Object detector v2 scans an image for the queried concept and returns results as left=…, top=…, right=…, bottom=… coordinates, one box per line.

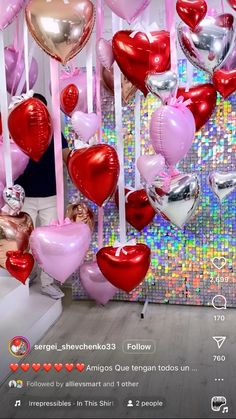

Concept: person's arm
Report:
left=61, top=133, right=70, bottom=164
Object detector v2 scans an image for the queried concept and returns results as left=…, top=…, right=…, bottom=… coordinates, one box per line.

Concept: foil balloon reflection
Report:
left=145, top=71, right=178, bottom=104
left=0, top=212, right=33, bottom=269
left=147, top=173, right=200, bottom=228
left=209, top=171, right=236, bottom=202
left=2, top=185, right=25, bottom=216
left=25, top=0, right=95, bottom=64
left=66, top=202, right=94, bottom=231
left=178, top=14, right=234, bottom=74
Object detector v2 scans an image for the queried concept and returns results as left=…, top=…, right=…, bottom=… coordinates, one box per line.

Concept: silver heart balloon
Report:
left=147, top=173, right=200, bottom=228
left=145, top=71, right=178, bottom=104
left=209, top=171, right=236, bottom=202
left=178, top=14, right=234, bottom=74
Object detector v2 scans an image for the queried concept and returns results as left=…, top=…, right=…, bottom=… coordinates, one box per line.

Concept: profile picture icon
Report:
left=9, top=336, right=30, bottom=358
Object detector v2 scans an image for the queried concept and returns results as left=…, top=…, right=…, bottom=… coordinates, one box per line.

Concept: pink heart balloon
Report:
left=30, top=220, right=91, bottom=284
left=59, top=68, right=96, bottom=113
left=0, top=141, right=29, bottom=184
left=80, top=261, right=117, bottom=305
left=0, top=0, right=26, bottom=31
left=5, top=45, right=38, bottom=95
left=150, top=103, right=196, bottom=166
left=105, top=0, right=151, bottom=24
left=137, top=154, right=166, bottom=184
left=96, top=38, right=114, bottom=70
left=71, top=111, right=99, bottom=142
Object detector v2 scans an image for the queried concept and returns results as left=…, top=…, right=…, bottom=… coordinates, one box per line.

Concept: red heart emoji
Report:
left=9, top=363, right=19, bottom=372
left=112, top=30, right=170, bottom=96
left=212, top=69, right=236, bottom=99
left=43, top=363, right=52, bottom=372
left=115, top=188, right=156, bottom=231
left=60, top=84, right=79, bottom=116
left=176, top=0, right=207, bottom=31
left=97, top=244, right=151, bottom=293
left=21, top=363, right=30, bottom=372
left=76, top=363, right=85, bottom=372
left=54, top=363, right=63, bottom=372
left=32, top=363, right=41, bottom=372
left=177, top=84, right=217, bottom=131
left=6, top=251, right=34, bottom=285
left=65, top=363, right=74, bottom=372
left=8, top=97, right=52, bottom=162
left=67, top=145, right=120, bottom=207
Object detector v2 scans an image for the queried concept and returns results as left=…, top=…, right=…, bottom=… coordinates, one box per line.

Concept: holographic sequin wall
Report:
left=66, top=60, right=236, bottom=307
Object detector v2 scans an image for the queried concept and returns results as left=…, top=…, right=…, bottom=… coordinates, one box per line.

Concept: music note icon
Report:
left=223, top=406, right=229, bottom=413
left=14, top=400, right=21, bottom=407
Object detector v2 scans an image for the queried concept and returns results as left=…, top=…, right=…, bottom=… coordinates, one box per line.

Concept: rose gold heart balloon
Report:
left=25, top=0, right=95, bottom=64
left=101, top=67, right=137, bottom=104
left=0, top=212, right=33, bottom=269
left=66, top=202, right=94, bottom=232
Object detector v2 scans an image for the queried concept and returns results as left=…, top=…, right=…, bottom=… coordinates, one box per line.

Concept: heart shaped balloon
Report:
left=59, top=68, right=96, bottom=113
left=2, top=184, right=25, bottom=216
left=209, top=171, right=236, bottom=201
left=60, top=84, right=79, bottom=116
left=177, top=84, right=217, bottom=131
left=105, top=0, right=151, bottom=24
left=6, top=250, right=34, bottom=284
left=150, top=101, right=196, bottom=166
left=115, top=188, right=156, bottom=231
left=227, top=0, right=236, bottom=11
left=66, top=202, right=94, bottom=231
left=0, top=212, right=33, bottom=269
left=112, top=30, right=170, bottom=96
left=147, top=173, right=200, bottom=228
left=4, top=45, right=38, bottom=95
left=30, top=220, right=91, bottom=283
left=176, top=0, right=207, bottom=31
left=212, top=69, right=236, bottom=98
left=0, top=141, right=29, bottom=183
left=71, top=111, right=99, bottom=143
left=137, top=154, right=166, bottom=184
left=8, top=97, right=52, bottom=162
left=25, top=0, right=95, bottom=64
left=97, top=244, right=151, bottom=293
left=0, top=0, right=26, bottom=30
left=67, top=145, right=120, bottom=207
left=145, top=71, right=178, bottom=104
left=101, top=67, right=137, bottom=103
left=96, top=38, right=114, bottom=70
left=178, top=14, right=234, bottom=74
left=80, top=261, right=118, bottom=305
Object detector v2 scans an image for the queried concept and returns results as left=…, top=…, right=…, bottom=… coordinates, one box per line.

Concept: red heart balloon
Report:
left=97, top=244, right=151, bottom=293
left=176, top=0, right=207, bottom=31
left=212, top=69, right=236, bottom=99
left=60, top=84, right=79, bottom=116
left=8, top=98, right=52, bottom=162
left=227, top=0, right=236, bottom=11
left=67, top=144, right=120, bottom=206
left=6, top=250, right=34, bottom=284
left=115, top=188, right=156, bottom=231
left=177, top=84, right=217, bottom=131
left=112, top=30, right=170, bottom=96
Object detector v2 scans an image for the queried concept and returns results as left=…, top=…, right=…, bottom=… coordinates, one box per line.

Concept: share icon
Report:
left=212, top=336, right=226, bottom=349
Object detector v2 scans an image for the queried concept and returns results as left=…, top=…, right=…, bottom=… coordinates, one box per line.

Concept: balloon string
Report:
left=112, top=13, right=127, bottom=243
left=220, top=0, right=225, bottom=13
left=185, top=59, right=193, bottom=92
left=86, top=37, right=93, bottom=113
left=50, top=58, right=64, bottom=225
left=0, top=31, right=13, bottom=188
left=134, top=91, right=141, bottom=189
left=96, top=0, right=104, bottom=250
left=165, top=0, right=177, bottom=74
left=23, top=18, right=30, bottom=93
left=11, top=13, right=24, bottom=97
left=16, top=41, right=36, bottom=96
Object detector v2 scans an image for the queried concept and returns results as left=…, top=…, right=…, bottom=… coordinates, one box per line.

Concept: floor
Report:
left=0, top=291, right=235, bottom=418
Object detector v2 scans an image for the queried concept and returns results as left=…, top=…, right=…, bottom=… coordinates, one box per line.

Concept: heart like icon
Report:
left=9, top=363, right=19, bottom=372
left=76, top=363, right=85, bottom=372
left=54, top=363, right=63, bottom=372
left=65, top=363, right=74, bottom=372
left=43, top=363, right=52, bottom=373
left=32, top=363, right=41, bottom=372
left=21, top=363, right=30, bottom=372
left=212, top=257, right=227, bottom=270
